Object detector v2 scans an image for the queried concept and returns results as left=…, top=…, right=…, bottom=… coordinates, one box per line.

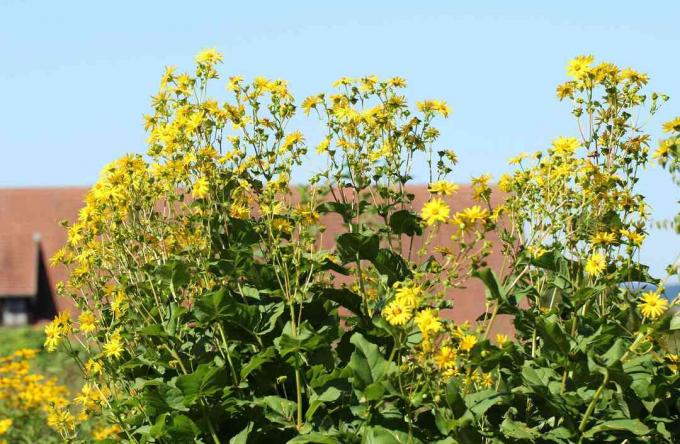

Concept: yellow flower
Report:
left=661, top=117, right=680, bottom=133
left=653, top=140, right=671, bottom=162
left=0, top=419, right=12, bottom=435
left=192, top=177, right=210, bottom=199
left=85, top=359, right=103, bottom=376
left=417, top=100, right=451, bottom=117
left=302, top=96, right=322, bottom=115
left=638, top=291, right=669, bottom=319
left=566, top=55, right=594, bottom=79
left=195, top=48, right=223, bottom=66
left=47, top=406, right=75, bottom=434
left=93, top=424, right=121, bottom=440
left=103, top=330, right=124, bottom=359
left=552, top=136, right=580, bottom=156
left=280, top=131, right=304, bottom=153
left=394, top=285, right=423, bottom=309
left=383, top=300, right=412, bottom=326
left=620, top=228, right=645, bottom=246
left=229, top=202, right=251, bottom=219
left=435, top=346, right=457, bottom=370
left=495, top=334, right=509, bottom=347
left=78, top=311, right=97, bottom=334
left=459, top=334, right=477, bottom=352
left=666, top=354, right=679, bottom=373
left=556, top=82, right=575, bottom=100
left=44, top=321, right=62, bottom=352
left=585, top=252, right=606, bottom=276
left=508, top=152, right=528, bottom=165
left=421, top=198, right=450, bottom=226
left=428, top=181, right=459, bottom=196
left=481, top=372, right=494, bottom=388
left=590, top=231, right=617, bottom=246
left=414, top=308, right=442, bottom=337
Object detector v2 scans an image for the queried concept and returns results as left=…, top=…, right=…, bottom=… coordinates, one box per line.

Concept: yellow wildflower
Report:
left=566, top=55, right=594, bottom=79
left=414, top=308, right=442, bottom=337
left=421, top=198, right=450, bottom=226
left=435, top=346, right=457, bottom=370
left=428, top=181, right=459, bottom=196
left=195, top=48, right=223, bottom=65
left=192, top=177, right=210, bottom=199
left=103, top=330, right=124, bottom=359
left=78, top=311, right=97, bottom=334
left=459, top=334, right=477, bottom=352
left=585, top=252, right=606, bottom=276
left=590, top=231, right=617, bottom=246
left=302, top=96, right=322, bottom=115
left=383, top=300, right=412, bottom=326
left=0, top=419, right=11, bottom=435
left=85, top=359, right=103, bottom=376
left=552, top=136, right=580, bottom=156
left=639, top=291, right=668, bottom=319
left=394, top=285, right=423, bottom=309
left=495, top=334, right=509, bottom=347
left=661, top=117, right=680, bottom=133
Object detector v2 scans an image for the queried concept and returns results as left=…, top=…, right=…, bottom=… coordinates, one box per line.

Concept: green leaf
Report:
left=389, top=210, right=422, bottom=236
left=274, top=321, right=336, bottom=361
left=305, top=386, right=342, bottom=421
left=582, top=419, right=651, bottom=438
left=501, top=417, right=540, bottom=441
left=602, top=338, right=626, bottom=366
left=337, top=232, right=379, bottom=263
left=464, top=389, right=506, bottom=417
left=288, top=432, right=341, bottom=443
left=535, top=315, right=570, bottom=356
left=175, top=363, right=228, bottom=405
left=316, top=201, right=353, bottom=224
left=670, top=314, right=680, bottom=330
left=362, top=426, right=422, bottom=444
left=258, top=395, right=297, bottom=426
left=322, top=288, right=363, bottom=315
left=240, top=347, right=276, bottom=379
left=349, top=333, right=391, bottom=388
left=229, top=422, right=253, bottom=444
left=472, top=268, right=505, bottom=301
left=373, top=249, right=411, bottom=285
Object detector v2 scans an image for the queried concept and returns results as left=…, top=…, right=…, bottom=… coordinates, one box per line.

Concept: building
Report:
left=0, top=186, right=510, bottom=333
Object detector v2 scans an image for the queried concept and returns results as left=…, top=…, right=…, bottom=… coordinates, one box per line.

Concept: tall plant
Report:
left=47, top=51, right=679, bottom=443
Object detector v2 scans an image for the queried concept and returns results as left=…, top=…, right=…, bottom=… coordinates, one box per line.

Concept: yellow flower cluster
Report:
left=0, top=349, right=70, bottom=439
left=383, top=283, right=423, bottom=326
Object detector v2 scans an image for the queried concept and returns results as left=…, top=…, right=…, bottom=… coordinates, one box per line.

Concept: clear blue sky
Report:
left=1, top=0, right=678, bottom=278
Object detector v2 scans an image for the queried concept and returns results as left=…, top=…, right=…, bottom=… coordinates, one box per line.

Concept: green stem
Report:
left=218, top=324, right=239, bottom=385
left=288, top=302, right=304, bottom=430
left=578, top=369, right=609, bottom=434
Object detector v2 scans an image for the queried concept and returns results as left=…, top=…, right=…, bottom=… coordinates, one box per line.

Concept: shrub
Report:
left=47, top=50, right=679, bottom=443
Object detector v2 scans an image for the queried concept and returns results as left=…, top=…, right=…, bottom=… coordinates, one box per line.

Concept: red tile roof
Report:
left=0, top=188, right=87, bottom=310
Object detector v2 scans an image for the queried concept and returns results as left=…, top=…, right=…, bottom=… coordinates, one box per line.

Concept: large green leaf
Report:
left=373, top=249, right=411, bottom=285
left=349, top=333, right=392, bottom=388
left=582, top=419, right=650, bottom=438
left=464, top=389, right=507, bottom=417
left=175, top=363, right=228, bottom=405
left=501, top=417, right=540, bottom=441
left=229, top=422, right=253, bottom=444
left=389, top=210, right=422, bottom=236
left=337, top=232, right=379, bottom=263
left=362, top=426, right=422, bottom=444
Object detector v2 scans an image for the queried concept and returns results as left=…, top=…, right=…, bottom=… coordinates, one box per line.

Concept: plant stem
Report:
left=288, top=302, right=304, bottom=429
left=578, top=369, right=609, bottom=434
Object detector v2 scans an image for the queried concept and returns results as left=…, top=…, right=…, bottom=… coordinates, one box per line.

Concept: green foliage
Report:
left=45, top=51, right=680, bottom=443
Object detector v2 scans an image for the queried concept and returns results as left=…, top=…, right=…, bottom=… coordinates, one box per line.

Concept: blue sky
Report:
left=1, top=0, right=678, bottom=278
